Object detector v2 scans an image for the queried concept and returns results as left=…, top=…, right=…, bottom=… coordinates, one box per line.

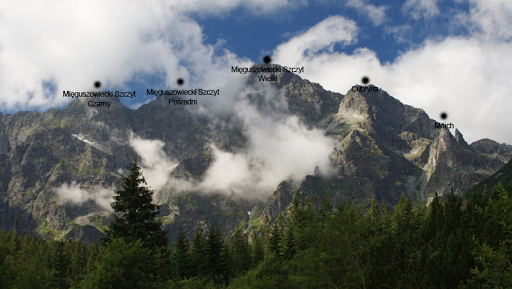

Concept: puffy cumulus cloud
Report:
left=385, top=24, right=413, bottom=44
left=185, top=49, right=252, bottom=116
left=128, top=132, right=178, bottom=190
left=402, top=0, right=440, bottom=20
left=0, top=0, right=297, bottom=112
left=273, top=16, right=358, bottom=65
left=54, top=181, right=114, bottom=211
left=467, top=0, right=512, bottom=41
left=346, top=0, right=387, bottom=26
left=272, top=9, right=512, bottom=145
left=196, top=83, right=336, bottom=199
left=160, top=83, right=336, bottom=200
left=168, top=0, right=306, bottom=15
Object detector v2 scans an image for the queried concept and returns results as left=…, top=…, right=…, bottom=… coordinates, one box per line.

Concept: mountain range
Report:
left=0, top=64, right=510, bottom=244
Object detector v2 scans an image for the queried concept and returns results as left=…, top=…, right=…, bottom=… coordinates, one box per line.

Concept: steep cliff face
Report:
left=470, top=138, right=512, bottom=163
left=469, top=157, right=512, bottom=194
left=0, top=110, right=119, bottom=242
left=256, top=84, right=511, bottom=223
left=0, top=64, right=510, bottom=244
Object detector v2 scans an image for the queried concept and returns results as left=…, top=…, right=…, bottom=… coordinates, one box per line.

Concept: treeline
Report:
left=0, top=160, right=511, bottom=288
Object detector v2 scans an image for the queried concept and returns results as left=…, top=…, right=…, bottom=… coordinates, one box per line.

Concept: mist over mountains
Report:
left=0, top=64, right=510, bottom=243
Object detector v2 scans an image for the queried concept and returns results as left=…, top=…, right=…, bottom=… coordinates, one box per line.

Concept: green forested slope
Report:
left=471, top=158, right=512, bottom=194
left=1, top=179, right=512, bottom=288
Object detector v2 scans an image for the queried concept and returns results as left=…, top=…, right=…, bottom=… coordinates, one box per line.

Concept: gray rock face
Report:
left=258, top=83, right=510, bottom=223
left=0, top=64, right=510, bottom=243
left=471, top=138, right=512, bottom=163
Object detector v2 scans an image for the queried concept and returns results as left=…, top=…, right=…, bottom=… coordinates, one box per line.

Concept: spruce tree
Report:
left=104, top=158, right=168, bottom=249
left=48, top=241, right=69, bottom=289
left=11, top=217, right=20, bottom=251
left=173, top=226, right=191, bottom=279
left=268, top=224, right=281, bottom=257
left=205, top=226, right=223, bottom=281
left=279, top=226, right=296, bottom=260
left=189, top=226, right=207, bottom=277
left=231, top=229, right=251, bottom=276
left=250, top=231, right=264, bottom=267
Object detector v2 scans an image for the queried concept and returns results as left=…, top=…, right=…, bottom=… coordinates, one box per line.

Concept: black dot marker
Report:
left=263, top=56, right=271, bottom=64
left=362, top=77, right=369, bottom=84
left=94, top=81, right=101, bottom=88
left=440, top=112, right=447, bottom=120
left=177, top=78, right=184, bottom=86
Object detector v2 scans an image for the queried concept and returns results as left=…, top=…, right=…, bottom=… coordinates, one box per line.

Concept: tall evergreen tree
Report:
left=87, top=238, right=167, bottom=289
left=103, top=158, right=168, bottom=248
left=250, top=231, right=264, bottom=267
left=279, top=226, right=296, bottom=261
left=189, top=225, right=208, bottom=277
left=11, top=217, right=20, bottom=251
left=0, top=234, right=16, bottom=289
left=230, top=229, right=251, bottom=277
left=366, top=196, right=380, bottom=232
left=173, top=225, right=191, bottom=279
left=467, top=182, right=512, bottom=287
left=268, top=224, right=281, bottom=258
left=68, top=240, right=88, bottom=285
left=205, top=226, right=225, bottom=281
left=48, top=241, right=69, bottom=289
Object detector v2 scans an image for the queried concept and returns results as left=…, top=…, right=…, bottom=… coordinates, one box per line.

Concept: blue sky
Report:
left=196, top=0, right=471, bottom=65
left=0, top=0, right=511, bottom=144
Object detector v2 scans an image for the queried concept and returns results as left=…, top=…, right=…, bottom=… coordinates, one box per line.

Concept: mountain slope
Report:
left=0, top=64, right=510, bottom=243
left=469, top=158, right=512, bottom=193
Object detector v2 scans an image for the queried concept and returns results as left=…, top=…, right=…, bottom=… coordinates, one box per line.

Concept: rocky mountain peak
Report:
left=454, top=128, right=470, bottom=147
left=437, top=128, right=459, bottom=152
left=0, top=66, right=510, bottom=244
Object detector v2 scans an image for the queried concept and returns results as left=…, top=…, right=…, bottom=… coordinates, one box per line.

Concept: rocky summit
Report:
left=0, top=64, right=510, bottom=244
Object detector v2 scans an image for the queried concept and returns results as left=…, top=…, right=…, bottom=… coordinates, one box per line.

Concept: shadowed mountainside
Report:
left=0, top=64, right=510, bottom=244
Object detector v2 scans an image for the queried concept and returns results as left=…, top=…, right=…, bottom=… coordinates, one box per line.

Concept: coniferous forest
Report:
left=1, top=159, right=511, bottom=288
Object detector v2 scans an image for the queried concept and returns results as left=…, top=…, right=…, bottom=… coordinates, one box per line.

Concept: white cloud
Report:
left=467, top=0, right=512, bottom=41
left=54, top=181, right=114, bottom=211
left=5, top=0, right=512, bottom=206
left=159, top=83, right=336, bottom=200
left=273, top=16, right=358, bottom=64
left=128, top=132, right=178, bottom=190
left=167, top=0, right=306, bottom=15
left=197, top=84, right=335, bottom=199
left=346, top=0, right=387, bottom=26
left=272, top=9, right=512, bottom=145
left=0, top=0, right=297, bottom=112
left=402, top=0, right=440, bottom=20
left=385, top=24, right=413, bottom=44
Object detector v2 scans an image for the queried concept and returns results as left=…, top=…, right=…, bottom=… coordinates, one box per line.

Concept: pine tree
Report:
left=392, top=195, right=414, bottom=234
left=231, top=229, right=251, bottom=277
left=189, top=225, right=207, bottom=277
left=0, top=232, right=16, bottom=289
left=87, top=238, right=163, bottom=289
left=205, top=226, right=224, bottom=281
left=173, top=225, right=191, bottom=279
left=104, top=158, right=168, bottom=249
left=48, top=241, right=69, bottom=289
left=268, top=224, right=281, bottom=258
left=288, top=191, right=305, bottom=251
left=68, top=240, right=88, bottom=285
left=367, top=196, right=379, bottom=224
left=219, top=238, right=232, bottom=285
left=279, top=226, right=296, bottom=260
left=250, top=231, right=264, bottom=267
left=324, top=202, right=368, bottom=289
left=11, top=217, right=20, bottom=251
left=468, top=182, right=512, bottom=287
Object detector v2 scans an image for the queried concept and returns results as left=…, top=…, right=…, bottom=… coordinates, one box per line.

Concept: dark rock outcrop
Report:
left=0, top=64, right=510, bottom=244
